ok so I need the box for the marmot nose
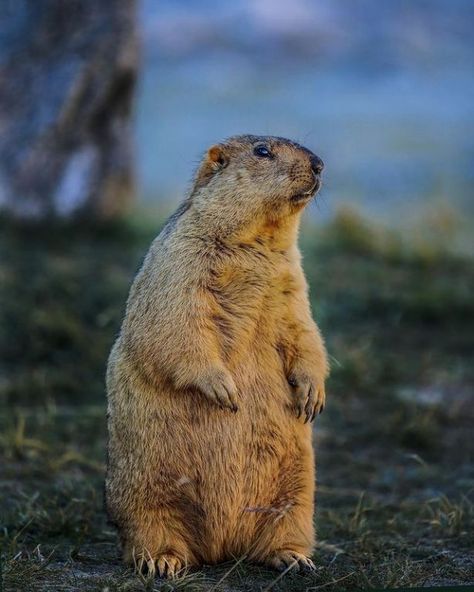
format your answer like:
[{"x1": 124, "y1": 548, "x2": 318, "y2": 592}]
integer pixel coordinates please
[{"x1": 310, "y1": 154, "x2": 324, "y2": 175}]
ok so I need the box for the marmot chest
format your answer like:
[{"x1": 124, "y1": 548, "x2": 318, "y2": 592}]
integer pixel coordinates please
[{"x1": 210, "y1": 248, "x2": 297, "y2": 356}]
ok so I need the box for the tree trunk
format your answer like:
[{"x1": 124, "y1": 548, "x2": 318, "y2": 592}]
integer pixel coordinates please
[{"x1": 0, "y1": 0, "x2": 138, "y2": 221}]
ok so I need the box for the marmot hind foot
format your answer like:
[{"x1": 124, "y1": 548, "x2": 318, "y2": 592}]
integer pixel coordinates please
[
  {"x1": 155, "y1": 553, "x2": 185, "y2": 578},
  {"x1": 265, "y1": 550, "x2": 316, "y2": 572},
  {"x1": 134, "y1": 552, "x2": 186, "y2": 579}
]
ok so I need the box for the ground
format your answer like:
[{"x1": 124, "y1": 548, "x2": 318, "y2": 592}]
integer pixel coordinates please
[{"x1": 1, "y1": 209, "x2": 473, "y2": 591}]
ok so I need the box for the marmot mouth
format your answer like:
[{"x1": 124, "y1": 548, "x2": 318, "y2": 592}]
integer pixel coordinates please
[{"x1": 291, "y1": 178, "x2": 321, "y2": 203}]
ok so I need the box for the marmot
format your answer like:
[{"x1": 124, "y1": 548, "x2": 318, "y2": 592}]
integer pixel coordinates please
[{"x1": 106, "y1": 135, "x2": 329, "y2": 578}]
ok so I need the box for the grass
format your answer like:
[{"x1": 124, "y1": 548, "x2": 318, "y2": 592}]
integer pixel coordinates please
[{"x1": 1, "y1": 209, "x2": 473, "y2": 591}]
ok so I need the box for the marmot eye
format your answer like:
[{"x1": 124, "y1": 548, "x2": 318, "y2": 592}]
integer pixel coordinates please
[{"x1": 254, "y1": 145, "x2": 273, "y2": 158}]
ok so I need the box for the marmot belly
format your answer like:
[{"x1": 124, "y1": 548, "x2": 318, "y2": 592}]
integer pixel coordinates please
[{"x1": 107, "y1": 340, "x2": 313, "y2": 563}]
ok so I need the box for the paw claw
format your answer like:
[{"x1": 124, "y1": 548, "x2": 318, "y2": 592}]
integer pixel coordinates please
[
  {"x1": 198, "y1": 368, "x2": 239, "y2": 412},
  {"x1": 288, "y1": 372, "x2": 325, "y2": 423},
  {"x1": 155, "y1": 553, "x2": 184, "y2": 579},
  {"x1": 266, "y1": 551, "x2": 316, "y2": 573}
]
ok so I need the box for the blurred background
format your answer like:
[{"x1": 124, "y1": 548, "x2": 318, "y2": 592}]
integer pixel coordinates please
[
  {"x1": 1, "y1": 0, "x2": 473, "y2": 235},
  {"x1": 138, "y1": 0, "x2": 474, "y2": 232},
  {"x1": 1, "y1": 2, "x2": 473, "y2": 591}
]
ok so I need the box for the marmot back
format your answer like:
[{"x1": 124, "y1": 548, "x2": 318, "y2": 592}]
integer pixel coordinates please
[{"x1": 106, "y1": 135, "x2": 329, "y2": 578}]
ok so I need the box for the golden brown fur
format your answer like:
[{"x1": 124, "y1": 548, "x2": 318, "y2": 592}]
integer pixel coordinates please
[{"x1": 106, "y1": 135, "x2": 329, "y2": 577}]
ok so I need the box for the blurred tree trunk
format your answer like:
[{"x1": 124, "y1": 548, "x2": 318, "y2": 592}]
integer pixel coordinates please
[{"x1": 0, "y1": 0, "x2": 138, "y2": 221}]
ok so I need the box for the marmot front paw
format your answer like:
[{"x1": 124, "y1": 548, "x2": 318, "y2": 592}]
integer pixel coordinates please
[
  {"x1": 195, "y1": 367, "x2": 238, "y2": 412},
  {"x1": 287, "y1": 371, "x2": 325, "y2": 423}
]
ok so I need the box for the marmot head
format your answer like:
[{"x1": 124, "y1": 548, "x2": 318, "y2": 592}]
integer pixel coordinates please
[{"x1": 191, "y1": 135, "x2": 324, "y2": 226}]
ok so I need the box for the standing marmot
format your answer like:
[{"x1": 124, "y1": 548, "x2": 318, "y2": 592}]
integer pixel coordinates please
[{"x1": 106, "y1": 135, "x2": 329, "y2": 578}]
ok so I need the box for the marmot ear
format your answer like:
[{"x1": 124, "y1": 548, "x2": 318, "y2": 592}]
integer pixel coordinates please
[
  {"x1": 193, "y1": 144, "x2": 229, "y2": 191},
  {"x1": 207, "y1": 144, "x2": 229, "y2": 170}
]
